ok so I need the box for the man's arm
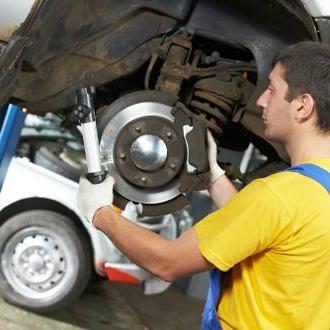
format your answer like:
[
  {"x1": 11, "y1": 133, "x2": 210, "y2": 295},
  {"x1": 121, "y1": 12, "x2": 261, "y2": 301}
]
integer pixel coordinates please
[
  {"x1": 94, "y1": 206, "x2": 213, "y2": 282},
  {"x1": 207, "y1": 175, "x2": 238, "y2": 208}
]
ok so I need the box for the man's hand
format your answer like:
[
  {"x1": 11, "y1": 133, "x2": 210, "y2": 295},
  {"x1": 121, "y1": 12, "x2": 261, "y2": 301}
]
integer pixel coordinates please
[
  {"x1": 77, "y1": 175, "x2": 114, "y2": 224},
  {"x1": 207, "y1": 130, "x2": 225, "y2": 186},
  {"x1": 206, "y1": 130, "x2": 238, "y2": 207}
]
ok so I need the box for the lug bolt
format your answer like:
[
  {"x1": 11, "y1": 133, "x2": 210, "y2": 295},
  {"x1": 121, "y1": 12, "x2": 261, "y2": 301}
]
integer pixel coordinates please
[
  {"x1": 140, "y1": 176, "x2": 147, "y2": 183},
  {"x1": 77, "y1": 105, "x2": 83, "y2": 111},
  {"x1": 166, "y1": 132, "x2": 172, "y2": 139},
  {"x1": 135, "y1": 127, "x2": 142, "y2": 133},
  {"x1": 118, "y1": 152, "x2": 126, "y2": 160},
  {"x1": 170, "y1": 162, "x2": 176, "y2": 169}
]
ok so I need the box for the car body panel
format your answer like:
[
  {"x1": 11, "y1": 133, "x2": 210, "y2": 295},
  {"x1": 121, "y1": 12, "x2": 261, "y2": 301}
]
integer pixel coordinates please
[{"x1": 0, "y1": 157, "x2": 118, "y2": 275}]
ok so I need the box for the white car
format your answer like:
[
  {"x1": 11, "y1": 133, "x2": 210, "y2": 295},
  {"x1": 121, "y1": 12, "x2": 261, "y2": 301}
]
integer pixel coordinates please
[{"x1": 0, "y1": 156, "x2": 193, "y2": 313}]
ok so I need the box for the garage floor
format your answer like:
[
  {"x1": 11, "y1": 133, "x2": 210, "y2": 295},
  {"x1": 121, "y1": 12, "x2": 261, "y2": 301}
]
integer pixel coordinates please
[{"x1": 0, "y1": 280, "x2": 204, "y2": 330}]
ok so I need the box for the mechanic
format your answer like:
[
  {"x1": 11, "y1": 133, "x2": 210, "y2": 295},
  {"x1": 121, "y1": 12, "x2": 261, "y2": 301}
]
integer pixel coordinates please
[{"x1": 78, "y1": 41, "x2": 330, "y2": 329}]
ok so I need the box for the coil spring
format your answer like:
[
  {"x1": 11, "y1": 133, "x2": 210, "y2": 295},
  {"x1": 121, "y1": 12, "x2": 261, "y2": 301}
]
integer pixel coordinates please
[{"x1": 190, "y1": 89, "x2": 236, "y2": 135}]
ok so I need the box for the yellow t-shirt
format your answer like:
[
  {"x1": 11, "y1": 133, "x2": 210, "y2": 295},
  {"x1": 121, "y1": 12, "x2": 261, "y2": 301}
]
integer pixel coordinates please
[{"x1": 195, "y1": 159, "x2": 330, "y2": 330}]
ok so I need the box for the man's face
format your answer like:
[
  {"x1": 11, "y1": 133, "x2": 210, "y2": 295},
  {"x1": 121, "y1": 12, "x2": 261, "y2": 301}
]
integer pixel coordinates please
[{"x1": 256, "y1": 63, "x2": 295, "y2": 143}]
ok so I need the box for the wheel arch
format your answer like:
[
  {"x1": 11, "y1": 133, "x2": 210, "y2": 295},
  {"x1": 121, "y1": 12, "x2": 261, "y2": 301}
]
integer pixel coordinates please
[{"x1": 0, "y1": 197, "x2": 92, "y2": 252}]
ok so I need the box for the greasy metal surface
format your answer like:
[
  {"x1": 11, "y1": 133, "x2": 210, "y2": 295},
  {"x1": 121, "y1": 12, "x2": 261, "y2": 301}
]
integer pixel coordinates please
[
  {"x1": 14, "y1": 12, "x2": 174, "y2": 109},
  {"x1": 23, "y1": 1, "x2": 193, "y2": 66},
  {"x1": 153, "y1": 35, "x2": 255, "y2": 84},
  {"x1": 12, "y1": 1, "x2": 193, "y2": 112},
  {"x1": 156, "y1": 37, "x2": 193, "y2": 94},
  {"x1": 189, "y1": 75, "x2": 246, "y2": 134},
  {"x1": 152, "y1": 34, "x2": 254, "y2": 138},
  {"x1": 194, "y1": 91, "x2": 233, "y2": 114}
]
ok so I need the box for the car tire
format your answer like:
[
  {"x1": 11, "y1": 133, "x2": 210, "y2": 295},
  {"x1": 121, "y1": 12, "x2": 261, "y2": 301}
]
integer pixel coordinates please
[
  {"x1": 0, "y1": 210, "x2": 92, "y2": 313},
  {"x1": 34, "y1": 145, "x2": 84, "y2": 182}
]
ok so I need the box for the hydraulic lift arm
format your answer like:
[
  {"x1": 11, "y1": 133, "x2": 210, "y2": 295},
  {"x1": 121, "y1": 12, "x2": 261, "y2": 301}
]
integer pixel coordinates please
[{"x1": 0, "y1": 104, "x2": 26, "y2": 190}]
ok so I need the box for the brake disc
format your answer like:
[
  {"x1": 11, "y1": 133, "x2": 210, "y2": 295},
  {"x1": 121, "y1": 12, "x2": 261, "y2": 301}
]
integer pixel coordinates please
[{"x1": 97, "y1": 91, "x2": 190, "y2": 215}]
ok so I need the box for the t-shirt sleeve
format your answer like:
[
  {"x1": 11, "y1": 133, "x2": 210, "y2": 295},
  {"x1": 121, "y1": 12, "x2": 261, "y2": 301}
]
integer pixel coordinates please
[{"x1": 195, "y1": 179, "x2": 292, "y2": 271}]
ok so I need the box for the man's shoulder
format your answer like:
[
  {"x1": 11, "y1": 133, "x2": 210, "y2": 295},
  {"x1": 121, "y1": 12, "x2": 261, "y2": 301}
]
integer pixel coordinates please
[
  {"x1": 243, "y1": 171, "x2": 290, "y2": 194},
  {"x1": 239, "y1": 171, "x2": 297, "y2": 208},
  {"x1": 245, "y1": 163, "x2": 329, "y2": 209}
]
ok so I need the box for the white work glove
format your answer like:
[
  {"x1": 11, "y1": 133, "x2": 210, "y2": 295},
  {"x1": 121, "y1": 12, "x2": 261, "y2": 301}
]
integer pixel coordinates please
[
  {"x1": 207, "y1": 130, "x2": 225, "y2": 185},
  {"x1": 122, "y1": 201, "x2": 143, "y2": 222},
  {"x1": 77, "y1": 175, "x2": 114, "y2": 224}
]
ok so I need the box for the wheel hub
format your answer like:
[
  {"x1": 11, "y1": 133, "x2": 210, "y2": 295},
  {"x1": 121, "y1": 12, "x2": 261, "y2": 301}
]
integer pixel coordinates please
[
  {"x1": 113, "y1": 116, "x2": 184, "y2": 189},
  {"x1": 29, "y1": 253, "x2": 44, "y2": 271},
  {"x1": 130, "y1": 134, "x2": 167, "y2": 172},
  {"x1": 27, "y1": 250, "x2": 46, "y2": 272}
]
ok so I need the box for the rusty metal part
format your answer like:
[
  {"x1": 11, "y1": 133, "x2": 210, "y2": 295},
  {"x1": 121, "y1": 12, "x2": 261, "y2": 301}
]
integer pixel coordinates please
[
  {"x1": 186, "y1": 74, "x2": 250, "y2": 136},
  {"x1": 155, "y1": 36, "x2": 193, "y2": 95},
  {"x1": 159, "y1": 62, "x2": 255, "y2": 80},
  {"x1": 194, "y1": 90, "x2": 233, "y2": 114},
  {"x1": 194, "y1": 76, "x2": 243, "y2": 102},
  {"x1": 179, "y1": 106, "x2": 221, "y2": 135},
  {"x1": 190, "y1": 100, "x2": 228, "y2": 124},
  {"x1": 13, "y1": 6, "x2": 180, "y2": 112},
  {"x1": 147, "y1": 34, "x2": 255, "y2": 139},
  {"x1": 149, "y1": 34, "x2": 255, "y2": 92},
  {"x1": 145, "y1": 52, "x2": 159, "y2": 90}
]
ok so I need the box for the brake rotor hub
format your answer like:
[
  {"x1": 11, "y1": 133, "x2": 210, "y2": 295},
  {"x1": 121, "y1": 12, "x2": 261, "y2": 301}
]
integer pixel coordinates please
[
  {"x1": 114, "y1": 116, "x2": 184, "y2": 189},
  {"x1": 130, "y1": 134, "x2": 167, "y2": 172}
]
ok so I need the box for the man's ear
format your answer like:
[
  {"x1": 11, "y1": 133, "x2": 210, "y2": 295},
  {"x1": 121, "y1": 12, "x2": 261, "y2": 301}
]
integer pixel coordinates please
[{"x1": 294, "y1": 93, "x2": 315, "y2": 121}]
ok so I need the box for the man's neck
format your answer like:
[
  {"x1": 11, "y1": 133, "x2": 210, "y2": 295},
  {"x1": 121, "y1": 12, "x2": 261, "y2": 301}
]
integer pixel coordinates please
[{"x1": 285, "y1": 132, "x2": 330, "y2": 165}]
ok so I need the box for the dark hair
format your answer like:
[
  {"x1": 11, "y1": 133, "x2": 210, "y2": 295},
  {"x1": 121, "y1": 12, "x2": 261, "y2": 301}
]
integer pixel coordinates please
[{"x1": 273, "y1": 41, "x2": 330, "y2": 133}]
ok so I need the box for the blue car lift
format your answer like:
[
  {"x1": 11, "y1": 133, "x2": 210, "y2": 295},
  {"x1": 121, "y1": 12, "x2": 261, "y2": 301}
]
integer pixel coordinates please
[{"x1": 0, "y1": 104, "x2": 26, "y2": 190}]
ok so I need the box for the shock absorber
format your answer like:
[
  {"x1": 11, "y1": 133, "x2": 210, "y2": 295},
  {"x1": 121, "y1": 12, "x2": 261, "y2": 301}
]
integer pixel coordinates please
[{"x1": 75, "y1": 86, "x2": 107, "y2": 184}]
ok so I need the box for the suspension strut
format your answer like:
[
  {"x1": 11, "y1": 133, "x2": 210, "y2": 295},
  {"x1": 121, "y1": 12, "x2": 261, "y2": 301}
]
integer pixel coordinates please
[{"x1": 76, "y1": 87, "x2": 107, "y2": 184}]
